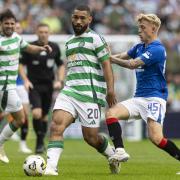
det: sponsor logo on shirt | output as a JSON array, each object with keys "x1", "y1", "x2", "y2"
[
  {"x1": 142, "y1": 51, "x2": 152, "y2": 59},
  {"x1": 142, "y1": 52, "x2": 149, "y2": 59},
  {"x1": 67, "y1": 60, "x2": 82, "y2": 68}
]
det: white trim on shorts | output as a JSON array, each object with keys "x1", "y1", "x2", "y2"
[
  {"x1": 16, "y1": 85, "x2": 29, "y2": 104},
  {"x1": 0, "y1": 89, "x2": 23, "y2": 113},
  {"x1": 53, "y1": 93, "x2": 101, "y2": 128},
  {"x1": 120, "y1": 97, "x2": 166, "y2": 125}
]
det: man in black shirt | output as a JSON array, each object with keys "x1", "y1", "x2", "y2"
[{"x1": 20, "y1": 23, "x2": 65, "y2": 153}]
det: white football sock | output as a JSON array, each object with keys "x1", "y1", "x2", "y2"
[
  {"x1": 0, "y1": 123, "x2": 15, "y2": 146},
  {"x1": 46, "y1": 148, "x2": 63, "y2": 170},
  {"x1": 103, "y1": 142, "x2": 115, "y2": 157}
]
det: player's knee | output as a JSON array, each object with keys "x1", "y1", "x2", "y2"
[
  {"x1": 14, "y1": 115, "x2": 25, "y2": 127},
  {"x1": 50, "y1": 121, "x2": 57, "y2": 133},
  {"x1": 49, "y1": 118, "x2": 65, "y2": 137},
  {"x1": 32, "y1": 109, "x2": 42, "y2": 119},
  {"x1": 17, "y1": 120, "x2": 24, "y2": 127},
  {"x1": 147, "y1": 120, "x2": 163, "y2": 145},
  {"x1": 105, "y1": 108, "x2": 116, "y2": 119},
  {"x1": 42, "y1": 115, "x2": 48, "y2": 122}
]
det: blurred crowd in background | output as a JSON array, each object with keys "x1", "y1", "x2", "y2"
[{"x1": 0, "y1": 0, "x2": 180, "y2": 112}]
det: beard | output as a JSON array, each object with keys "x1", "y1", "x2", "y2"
[
  {"x1": 72, "y1": 23, "x2": 88, "y2": 36},
  {"x1": 2, "y1": 28, "x2": 14, "y2": 37}
]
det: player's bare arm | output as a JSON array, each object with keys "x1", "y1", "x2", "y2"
[
  {"x1": 111, "y1": 56, "x2": 145, "y2": 69},
  {"x1": 24, "y1": 44, "x2": 52, "y2": 54},
  {"x1": 18, "y1": 64, "x2": 33, "y2": 91},
  {"x1": 102, "y1": 60, "x2": 117, "y2": 107},
  {"x1": 53, "y1": 64, "x2": 66, "y2": 90},
  {"x1": 112, "y1": 52, "x2": 130, "y2": 60}
]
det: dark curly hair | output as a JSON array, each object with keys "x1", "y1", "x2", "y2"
[
  {"x1": 74, "y1": 5, "x2": 91, "y2": 15},
  {"x1": 0, "y1": 9, "x2": 16, "y2": 22}
]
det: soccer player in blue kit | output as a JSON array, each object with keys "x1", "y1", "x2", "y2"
[{"x1": 105, "y1": 13, "x2": 180, "y2": 173}]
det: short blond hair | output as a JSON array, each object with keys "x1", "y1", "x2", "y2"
[{"x1": 136, "y1": 13, "x2": 161, "y2": 31}]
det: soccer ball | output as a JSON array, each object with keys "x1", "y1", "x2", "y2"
[{"x1": 23, "y1": 155, "x2": 46, "y2": 176}]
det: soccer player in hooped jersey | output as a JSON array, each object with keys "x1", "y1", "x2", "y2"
[
  {"x1": 0, "y1": 9, "x2": 52, "y2": 163},
  {"x1": 45, "y1": 5, "x2": 118, "y2": 175},
  {"x1": 15, "y1": 22, "x2": 32, "y2": 154},
  {"x1": 106, "y1": 13, "x2": 180, "y2": 173}
]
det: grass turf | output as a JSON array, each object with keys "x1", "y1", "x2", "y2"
[{"x1": 0, "y1": 138, "x2": 180, "y2": 180}]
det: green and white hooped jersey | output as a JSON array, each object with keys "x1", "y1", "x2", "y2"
[
  {"x1": 62, "y1": 29, "x2": 110, "y2": 107},
  {"x1": 0, "y1": 32, "x2": 28, "y2": 90}
]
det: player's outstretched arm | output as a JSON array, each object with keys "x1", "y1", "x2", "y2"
[
  {"x1": 112, "y1": 52, "x2": 130, "y2": 60},
  {"x1": 111, "y1": 56, "x2": 145, "y2": 69},
  {"x1": 24, "y1": 44, "x2": 52, "y2": 54}
]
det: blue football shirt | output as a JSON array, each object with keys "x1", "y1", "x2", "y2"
[
  {"x1": 16, "y1": 75, "x2": 24, "y2": 86},
  {"x1": 127, "y1": 40, "x2": 168, "y2": 100}
]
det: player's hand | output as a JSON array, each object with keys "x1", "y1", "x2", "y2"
[
  {"x1": 53, "y1": 80, "x2": 64, "y2": 90},
  {"x1": 106, "y1": 91, "x2": 117, "y2": 107},
  {"x1": 110, "y1": 55, "x2": 116, "y2": 63},
  {"x1": 24, "y1": 79, "x2": 33, "y2": 91},
  {"x1": 42, "y1": 45, "x2": 52, "y2": 53}
]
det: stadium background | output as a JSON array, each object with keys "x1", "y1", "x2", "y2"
[
  {"x1": 0, "y1": 1, "x2": 180, "y2": 179},
  {"x1": 1, "y1": 0, "x2": 180, "y2": 139}
]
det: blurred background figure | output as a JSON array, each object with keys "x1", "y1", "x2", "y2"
[
  {"x1": 167, "y1": 72, "x2": 180, "y2": 112},
  {"x1": 16, "y1": 21, "x2": 32, "y2": 154},
  {"x1": 19, "y1": 23, "x2": 65, "y2": 154}
]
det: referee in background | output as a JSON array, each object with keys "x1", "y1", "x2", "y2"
[{"x1": 19, "y1": 23, "x2": 65, "y2": 154}]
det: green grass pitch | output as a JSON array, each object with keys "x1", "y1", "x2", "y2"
[{"x1": 0, "y1": 138, "x2": 180, "y2": 180}]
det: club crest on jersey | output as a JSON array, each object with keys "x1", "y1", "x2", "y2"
[
  {"x1": 78, "y1": 41, "x2": 85, "y2": 47},
  {"x1": 101, "y1": 48, "x2": 108, "y2": 56}
]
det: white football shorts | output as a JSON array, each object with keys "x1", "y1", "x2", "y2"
[
  {"x1": 0, "y1": 89, "x2": 23, "y2": 113},
  {"x1": 120, "y1": 97, "x2": 166, "y2": 125},
  {"x1": 53, "y1": 93, "x2": 101, "y2": 128},
  {"x1": 16, "y1": 85, "x2": 29, "y2": 104}
]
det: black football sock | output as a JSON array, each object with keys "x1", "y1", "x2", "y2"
[
  {"x1": 21, "y1": 119, "x2": 28, "y2": 140},
  {"x1": 41, "y1": 121, "x2": 48, "y2": 144},
  {"x1": 33, "y1": 119, "x2": 43, "y2": 146},
  {"x1": 158, "y1": 138, "x2": 180, "y2": 161},
  {"x1": 106, "y1": 117, "x2": 124, "y2": 148},
  {"x1": 42, "y1": 121, "x2": 48, "y2": 136}
]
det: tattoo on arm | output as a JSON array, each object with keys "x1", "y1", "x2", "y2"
[
  {"x1": 111, "y1": 56, "x2": 145, "y2": 69},
  {"x1": 129, "y1": 58, "x2": 145, "y2": 69},
  {"x1": 112, "y1": 52, "x2": 130, "y2": 60}
]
